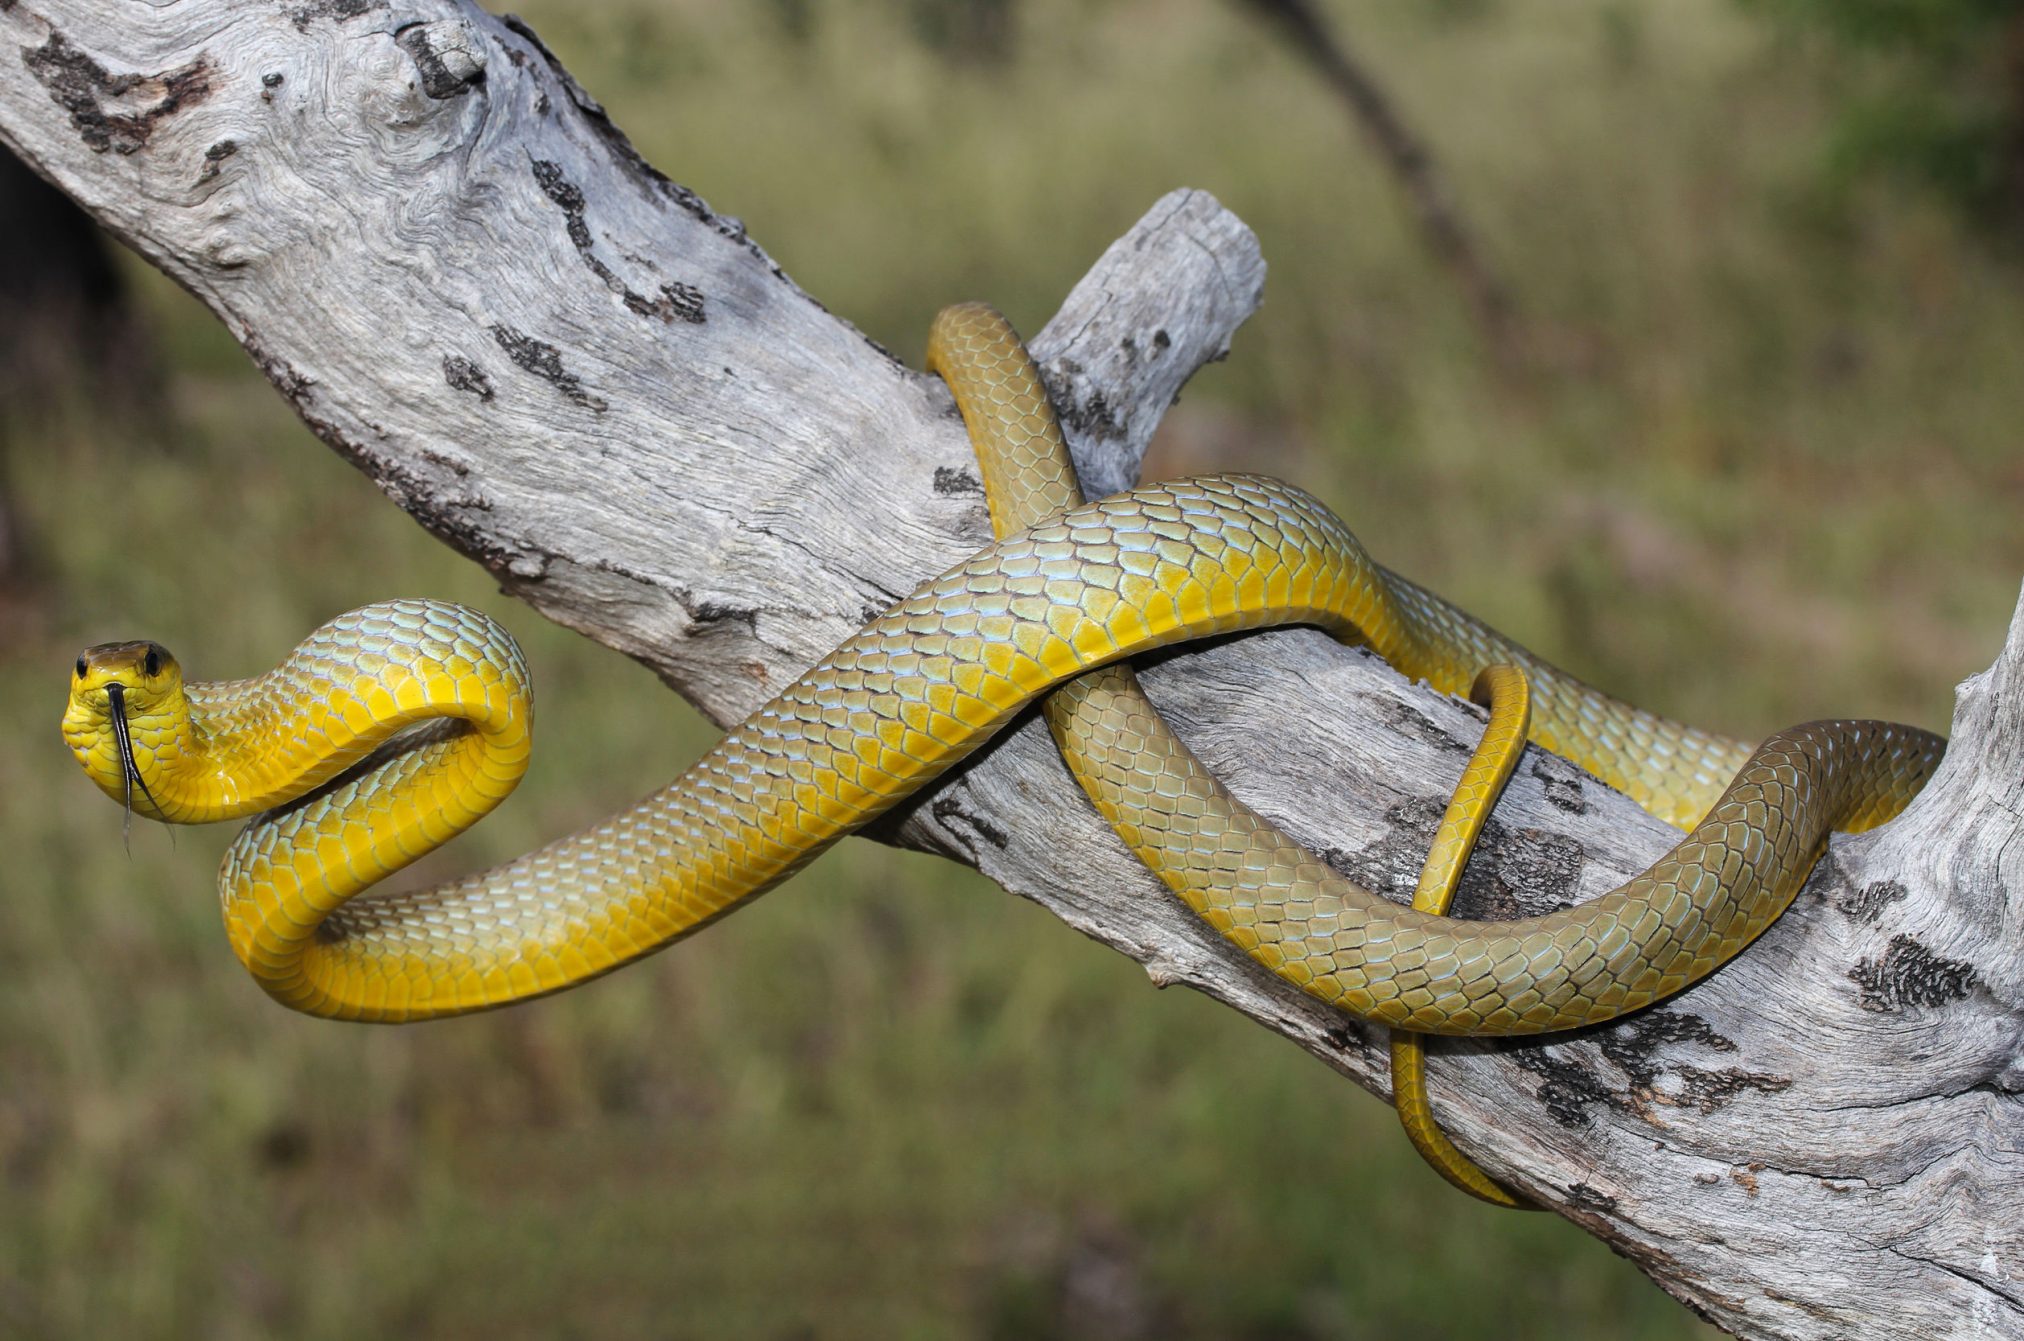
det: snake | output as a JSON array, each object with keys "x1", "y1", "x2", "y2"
[
  {"x1": 1390, "y1": 665, "x2": 1536, "y2": 1206},
  {"x1": 924, "y1": 303, "x2": 1944, "y2": 1202},
  {"x1": 926, "y1": 304, "x2": 1540, "y2": 1203},
  {"x1": 64, "y1": 306, "x2": 1944, "y2": 1201}
]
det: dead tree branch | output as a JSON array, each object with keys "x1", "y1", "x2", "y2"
[{"x1": 1, "y1": 4, "x2": 2017, "y2": 1336}]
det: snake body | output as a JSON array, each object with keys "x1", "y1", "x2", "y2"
[
  {"x1": 64, "y1": 312, "x2": 1945, "y2": 1051},
  {"x1": 928, "y1": 306, "x2": 1530, "y2": 1202},
  {"x1": 1391, "y1": 665, "x2": 1537, "y2": 1205},
  {"x1": 924, "y1": 304, "x2": 1943, "y2": 1202}
]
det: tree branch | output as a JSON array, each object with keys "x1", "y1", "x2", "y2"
[{"x1": 2, "y1": 3, "x2": 2017, "y2": 1336}]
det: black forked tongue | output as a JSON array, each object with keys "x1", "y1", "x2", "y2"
[{"x1": 105, "y1": 683, "x2": 165, "y2": 853}]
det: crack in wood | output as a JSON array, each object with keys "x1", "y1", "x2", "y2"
[{"x1": 395, "y1": 23, "x2": 484, "y2": 100}]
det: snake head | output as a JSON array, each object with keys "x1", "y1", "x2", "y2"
[{"x1": 62, "y1": 640, "x2": 186, "y2": 828}]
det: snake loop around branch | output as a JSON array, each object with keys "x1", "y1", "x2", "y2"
[
  {"x1": 63, "y1": 309, "x2": 1945, "y2": 1087},
  {"x1": 924, "y1": 302, "x2": 1945, "y2": 1204}
]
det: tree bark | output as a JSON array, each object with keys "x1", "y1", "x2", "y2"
[{"x1": 1, "y1": 4, "x2": 2017, "y2": 1336}]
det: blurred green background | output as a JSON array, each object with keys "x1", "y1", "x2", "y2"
[{"x1": 4, "y1": 1, "x2": 2022, "y2": 1337}]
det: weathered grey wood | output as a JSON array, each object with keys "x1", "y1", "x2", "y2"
[{"x1": 3, "y1": 4, "x2": 2018, "y2": 1336}]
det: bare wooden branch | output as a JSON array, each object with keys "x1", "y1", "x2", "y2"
[{"x1": 2, "y1": 3, "x2": 2017, "y2": 1336}]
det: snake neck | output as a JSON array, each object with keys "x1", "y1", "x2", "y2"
[{"x1": 62, "y1": 682, "x2": 215, "y2": 824}]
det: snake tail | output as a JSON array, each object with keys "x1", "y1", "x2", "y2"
[{"x1": 1390, "y1": 664, "x2": 1537, "y2": 1209}]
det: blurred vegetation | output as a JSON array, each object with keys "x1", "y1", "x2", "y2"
[
  {"x1": 1744, "y1": 0, "x2": 2024, "y2": 234},
  {"x1": 5, "y1": 0, "x2": 2022, "y2": 1336}
]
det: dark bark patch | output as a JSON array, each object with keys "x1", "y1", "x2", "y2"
[
  {"x1": 23, "y1": 31, "x2": 213, "y2": 156},
  {"x1": 1528, "y1": 753, "x2": 1589, "y2": 815},
  {"x1": 1323, "y1": 1023, "x2": 1366, "y2": 1056},
  {"x1": 1511, "y1": 1048, "x2": 1613, "y2": 1128},
  {"x1": 196, "y1": 138, "x2": 236, "y2": 184},
  {"x1": 503, "y1": 16, "x2": 750, "y2": 246},
  {"x1": 679, "y1": 595, "x2": 757, "y2": 631},
  {"x1": 1849, "y1": 934, "x2": 1983, "y2": 1012},
  {"x1": 490, "y1": 325, "x2": 606, "y2": 411},
  {"x1": 395, "y1": 24, "x2": 483, "y2": 99},
  {"x1": 1654, "y1": 1058, "x2": 1790, "y2": 1118},
  {"x1": 1566, "y1": 1183, "x2": 1618, "y2": 1214},
  {"x1": 1837, "y1": 878, "x2": 1909, "y2": 924},
  {"x1": 530, "y1": 160, "x2": 707, "y2": 324},
  {"x1": 654, "y1": 280, "x2": 707, "y2": 324},
  {"x1": 420, "y1": 447, "x2": 472, "y2": 478},
  {"x1": 1478, "y1": 823, "x2": 1585, "y2": 919},
  {"x1": 933, "y1": 466, "x2": 983, "y2": 498},
  {"x1": 1359, "y1": 691, "x2": 1472, "y2": 757},
  {"x1": 441, "y1": 355, "x2": 494, "y2": 401},
  {"x1": 1042, "y1": 356, "x2": 1127, "y2": 444},
  {"x1": 1058, "y1": 386, "x2": 1122, "y2": 442},
  {"x1": 1598, "y1": 1012, "x2": 1791, "y2": 1120},
  {"x1": 1324, "y1": 796, "x2": 1583, "y2": 920},
  {"x1": 931, "y1": 794, "x2": 1011, "y2": 854},
  {"x1": 531, "y1": 159, "x2": 591, "y2": 243},
  {"x1": 1510, "y1": 1011, "x2": 1790, "y2": 1129},
  {"x1": 1322, "y1": 795, "x2": 1443, "y2": 903},
  {"x1": 285, "y1": 0, "x2": 384, "y2": 33}
]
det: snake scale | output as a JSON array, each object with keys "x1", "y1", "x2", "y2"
[
  {"x1": 64, "y1": 304, "x2": 1945, "y2": 1201},
  {"x1": 923, "y1": 304, "x2": 1944, "y2": 1202},
  {"x1": 927, "y1": 305, "x2": 1544, "y2": 1203}
]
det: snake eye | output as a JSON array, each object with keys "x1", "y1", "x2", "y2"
[
  {"x1": 143, "y1": 647, "x2": 161, "y2": 678},
  {"x1": 75, "y1": 656, "x2": 88, "y2": 680}
]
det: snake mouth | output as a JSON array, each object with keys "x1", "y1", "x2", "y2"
[{"x1": 105, "y1": 682, "x2": 164, "y2": 842}]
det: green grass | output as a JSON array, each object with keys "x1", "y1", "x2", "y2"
[{"x1": 5, "y1": 1, "x2": 2021, "y2": 1336}]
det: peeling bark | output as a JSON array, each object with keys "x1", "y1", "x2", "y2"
[{"x1": 1, "y1": 4, "x2": 2017, "y2": 1336}]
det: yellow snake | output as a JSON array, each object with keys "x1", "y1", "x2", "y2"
[
  {"x1": 1391, "y1": 665, "x2": 1535, "y2": 1205},
  {"x1": 64, "y1": 306, "x2": 1943, "y2": 1200},
  {"x1": 926, "y1": 305, "x2": 1546, "y2": 1204},
  {"x1": 923, "y1": 304, "x2": 1943, "y2": 1202}
]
